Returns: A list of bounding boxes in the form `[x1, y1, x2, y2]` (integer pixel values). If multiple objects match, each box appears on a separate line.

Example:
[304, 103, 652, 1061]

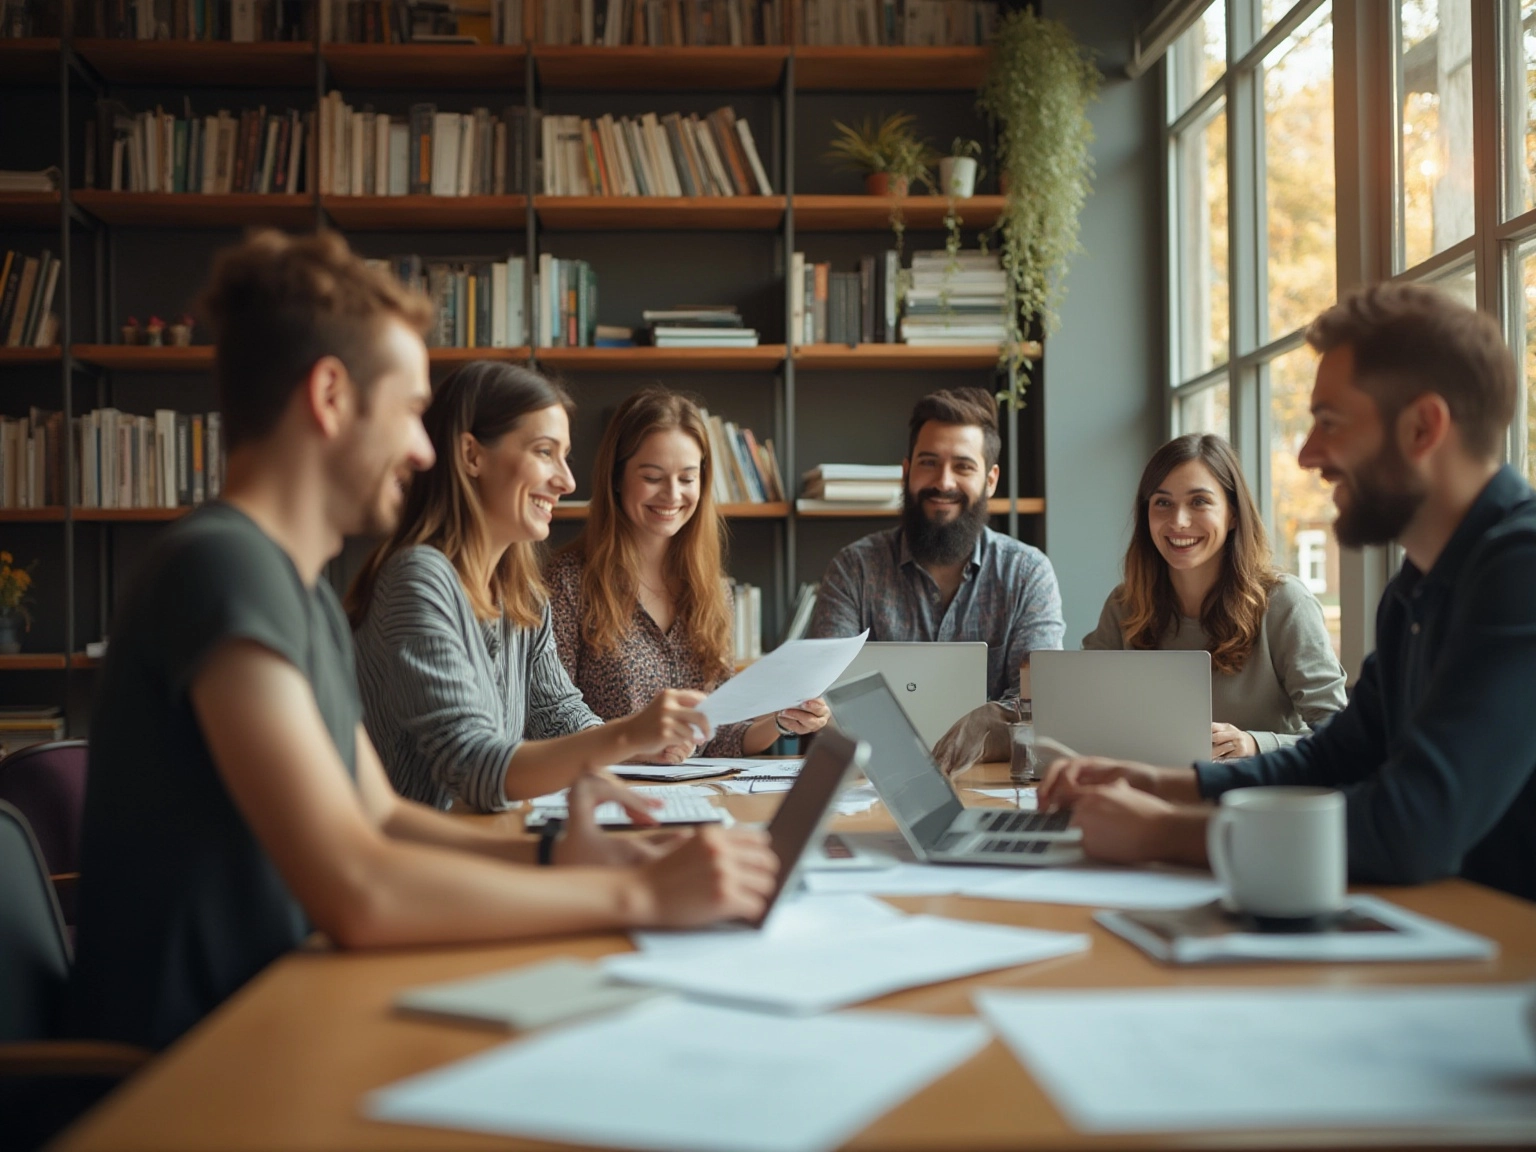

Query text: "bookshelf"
[0, 29, 1047, 734]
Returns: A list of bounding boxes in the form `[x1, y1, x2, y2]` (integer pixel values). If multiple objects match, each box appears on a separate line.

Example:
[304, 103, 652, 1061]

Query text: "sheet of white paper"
[527, 784, 715, 808]
[368, 999, 991, 1152]
[967, 787, 1037, 808]
[685, 757, 805, 777]
[699, 632, 869, 726]
[835, 783, 881, 815]
[611, 763, 736, 781]
[805, 862, 1020, 897]
[976, 986, 1536, 1133]
[963, 864, 1222, 910]
[630, 894, 903, 961]
[713, 778, 795, 795]
[604, 915, 1090, 1014]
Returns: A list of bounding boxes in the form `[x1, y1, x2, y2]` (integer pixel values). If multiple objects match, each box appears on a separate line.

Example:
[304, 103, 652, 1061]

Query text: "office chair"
[0, 801, 147, 1152]
[0, 740, 87, 922]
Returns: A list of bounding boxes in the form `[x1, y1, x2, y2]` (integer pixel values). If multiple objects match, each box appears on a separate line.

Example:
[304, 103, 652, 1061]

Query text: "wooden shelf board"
[0, 37, 60, 85]
[797, 497, 1044, 519]
[794, 342, 1037, 370]
[0, 654, 66, 671]
[74, 39, 315, 86]
[0, 346, 63, 365]
[793, 46, 990, 91]
[553, 501, 787, 521]
[0, 191, 61, 227]
[793, 193, 1004, 232]
[73, 345, 213, 371]
[536, 345, 787, 371]
[322, 43, 526, 89]
[73, 508, 191, 522]
[323, 194, 527, 230]
[0, 507, 64, 522]
[427, 346, 531, 365]
[73, 192, 316, 229]
[536, 196, 785, 231]
[533, 46, 788, 90]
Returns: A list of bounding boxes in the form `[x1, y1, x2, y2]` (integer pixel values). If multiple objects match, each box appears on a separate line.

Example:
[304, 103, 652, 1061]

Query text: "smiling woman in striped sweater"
[346, 362, 710, 812]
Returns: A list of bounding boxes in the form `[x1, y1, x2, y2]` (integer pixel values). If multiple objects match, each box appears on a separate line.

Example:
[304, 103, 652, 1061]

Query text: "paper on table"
[964, 864, 1222, 910]
[611, 763, 740, 782]
[976, 986, 1536, 1133]
[691, 757, 805, 776]
[805, 863, 1022, 897]
[527, 784, 715, 808]
[631, 893, 904, 962]
[967, 787, 1037, 808]
[368, 999, 991, 1152]
[835, 783, 881, 815]
[699, 631, 868, 726]
[604, 914, 1090, 1014]
[714, 778, 794, 795]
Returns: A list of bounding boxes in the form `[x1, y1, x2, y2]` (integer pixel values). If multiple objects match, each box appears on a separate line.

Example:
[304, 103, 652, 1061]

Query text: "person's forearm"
[1152, 806, 1212, 868]
[501, 721, 639, 800]
[327, 834, 652, 948]
[741, 715, 779, 755]
[1152, 767, 1205, 805]
[382, 797, 537, 864]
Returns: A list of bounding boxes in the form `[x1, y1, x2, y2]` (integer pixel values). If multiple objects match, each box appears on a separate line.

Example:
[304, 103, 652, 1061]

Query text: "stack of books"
[541, 108, 771, 197]
[899, 250, 1006, 347]
[0, 168, 59, 193]
[91, 100, 309, 195]
[797, 0, 999, 44]
[82, 0, 314, 40]
[0, 706, 66, 759]
[319, 97, 536, 196]
[539, 0, 784, 45]
[797, 463, 903, 512]
[374, 255, 527, 348]
[644, 306, 759, 349]
[0, 250, 60, 349]
[730, 580, 763, 663]
[0, 407, 224, 511]
[790, 252, 900, 346]
[322, 0, 524, 43]
[534, 255, 596, 348]
[697, 408, 783, 504]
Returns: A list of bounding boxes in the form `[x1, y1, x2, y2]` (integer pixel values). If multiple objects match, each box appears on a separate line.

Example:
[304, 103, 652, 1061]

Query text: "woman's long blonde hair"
[346, 361, 573, 630]
[1117, 433, 1278, 675]
[558, 387, 733, 682]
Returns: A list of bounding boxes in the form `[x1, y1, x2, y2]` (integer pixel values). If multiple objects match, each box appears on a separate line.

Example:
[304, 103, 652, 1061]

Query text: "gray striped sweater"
[353, 545, 602, 812]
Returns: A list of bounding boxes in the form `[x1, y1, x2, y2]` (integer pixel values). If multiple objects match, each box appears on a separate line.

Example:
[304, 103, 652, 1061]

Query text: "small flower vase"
[145, 327, 164, 347]
[169, 323, 191, 347]
[0, 610, 22, 655]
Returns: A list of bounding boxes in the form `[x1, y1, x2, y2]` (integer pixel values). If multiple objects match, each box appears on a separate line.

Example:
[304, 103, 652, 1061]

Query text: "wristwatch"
[537, 817, 564, 866]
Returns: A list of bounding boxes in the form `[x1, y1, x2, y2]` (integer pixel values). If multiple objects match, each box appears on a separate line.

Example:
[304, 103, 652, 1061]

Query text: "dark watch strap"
[537, 817, 564, 866]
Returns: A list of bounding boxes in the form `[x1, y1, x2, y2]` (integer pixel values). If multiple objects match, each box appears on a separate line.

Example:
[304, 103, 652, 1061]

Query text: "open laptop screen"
[826, 673, 964, 849]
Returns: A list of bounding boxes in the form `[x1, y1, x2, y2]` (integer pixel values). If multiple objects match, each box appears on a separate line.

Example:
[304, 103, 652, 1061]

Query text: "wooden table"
[53, 764, 1536, 1152]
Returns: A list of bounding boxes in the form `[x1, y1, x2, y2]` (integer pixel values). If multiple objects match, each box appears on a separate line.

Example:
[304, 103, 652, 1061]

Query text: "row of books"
[0, 705, 66, 760]
[318, 97, 535, 197]
[541, 108, 771, 198]
[790, 251, 899, 347]
[539, 0, 784, 46]
[729, 580, 763, 662]
[321, 0, 522, 44]
[0, 407, 224, 511]
[534, 254, 595, 348]
[901, 249, 1006, 346]
[0, 250, 60, 350]
[797, 0, 999, 45]
[75, 0, 313, 40]
[798, 462, 902, 509]
[91, 101, 308, 195]
[699, 407, 784, 505]
[376, 254, 529, 349]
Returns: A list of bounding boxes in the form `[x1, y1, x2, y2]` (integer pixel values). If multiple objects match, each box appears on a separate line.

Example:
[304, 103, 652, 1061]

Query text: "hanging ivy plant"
[978, 10, 1100, 407]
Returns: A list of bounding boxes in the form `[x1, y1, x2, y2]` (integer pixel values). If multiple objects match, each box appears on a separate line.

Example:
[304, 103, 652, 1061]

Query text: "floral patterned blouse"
[545, 550, 749, 757]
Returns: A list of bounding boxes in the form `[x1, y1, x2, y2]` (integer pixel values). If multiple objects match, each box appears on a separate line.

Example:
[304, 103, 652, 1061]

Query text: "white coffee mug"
[1206, 786, 1346, 919]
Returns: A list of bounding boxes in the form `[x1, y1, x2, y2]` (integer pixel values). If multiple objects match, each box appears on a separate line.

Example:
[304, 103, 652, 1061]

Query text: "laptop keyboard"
[977, 809, 1073, 834]
[525, 793, 723, 827]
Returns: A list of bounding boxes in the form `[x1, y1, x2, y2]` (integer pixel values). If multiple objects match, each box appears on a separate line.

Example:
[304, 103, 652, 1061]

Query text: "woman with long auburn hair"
[1083, 433, 1346, 759]
[347, 363, 713, 811]
[547, 387, 828, 758]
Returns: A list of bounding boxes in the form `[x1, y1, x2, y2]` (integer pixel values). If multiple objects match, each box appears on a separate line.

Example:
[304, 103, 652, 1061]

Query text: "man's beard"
[902, 484, 989, 565]
[1332, 439, 1427, 549]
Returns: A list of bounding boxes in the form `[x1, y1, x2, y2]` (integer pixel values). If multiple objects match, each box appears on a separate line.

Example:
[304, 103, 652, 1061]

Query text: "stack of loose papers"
[805, 860, 1225, 910]
[603, 914, 1089, 1013]
[976, 986, 1536, 1133]
[369, 999, 990, 1152]
[699, 631, 867, 727]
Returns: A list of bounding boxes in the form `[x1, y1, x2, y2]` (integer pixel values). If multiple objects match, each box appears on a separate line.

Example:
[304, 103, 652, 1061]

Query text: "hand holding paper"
[700, 631, 869, 727]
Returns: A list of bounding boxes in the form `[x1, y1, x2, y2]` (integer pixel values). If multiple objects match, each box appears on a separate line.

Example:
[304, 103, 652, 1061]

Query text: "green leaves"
[824, 112, 939, 184]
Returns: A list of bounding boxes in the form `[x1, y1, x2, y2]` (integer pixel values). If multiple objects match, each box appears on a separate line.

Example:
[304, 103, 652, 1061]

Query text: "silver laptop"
[830, 641, 988, 748]
[1031, 650, 1212, 767]
[826, 673, 1083, 867]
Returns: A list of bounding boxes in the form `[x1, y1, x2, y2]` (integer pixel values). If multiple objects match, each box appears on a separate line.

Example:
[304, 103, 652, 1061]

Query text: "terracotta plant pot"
[865, 172, 909, 197]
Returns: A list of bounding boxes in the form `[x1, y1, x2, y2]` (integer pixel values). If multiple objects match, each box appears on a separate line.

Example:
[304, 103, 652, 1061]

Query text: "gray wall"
[1041, 0, 1165, 645]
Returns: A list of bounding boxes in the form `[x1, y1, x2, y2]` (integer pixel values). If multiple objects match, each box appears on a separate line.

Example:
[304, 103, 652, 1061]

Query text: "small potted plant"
[120, 316, 140, 346]
[0, 551, 35, 655]
[940, 138, 984, 199]
[824, 112, 937, 197]
[169, 313, 194, 347]
[145, 315, 166, 347]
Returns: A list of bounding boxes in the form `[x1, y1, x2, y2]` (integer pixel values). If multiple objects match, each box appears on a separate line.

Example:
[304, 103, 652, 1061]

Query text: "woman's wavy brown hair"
[346, 361, 573, 630]
[1117, 433, 1278, 675]
[558, 387, 733, 683]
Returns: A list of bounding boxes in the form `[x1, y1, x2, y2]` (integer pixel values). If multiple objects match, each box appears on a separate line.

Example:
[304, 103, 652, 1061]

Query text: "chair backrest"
[0, 800, 71, 1043]
[0, 739, 87, 877]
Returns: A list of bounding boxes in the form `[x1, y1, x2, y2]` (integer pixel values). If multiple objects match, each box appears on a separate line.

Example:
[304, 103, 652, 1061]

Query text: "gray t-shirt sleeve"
[522, 604, 604, 741]
[1252, 575, 1349, 753]
[1081, 588, 1128, 650]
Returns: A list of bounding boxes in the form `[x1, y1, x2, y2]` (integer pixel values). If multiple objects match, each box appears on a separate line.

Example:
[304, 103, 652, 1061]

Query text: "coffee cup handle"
[1206, 806, 1238, 912]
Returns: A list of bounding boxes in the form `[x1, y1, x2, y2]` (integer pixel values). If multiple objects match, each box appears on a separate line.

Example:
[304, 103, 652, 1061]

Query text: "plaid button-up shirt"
[808, 526, 1064, 700]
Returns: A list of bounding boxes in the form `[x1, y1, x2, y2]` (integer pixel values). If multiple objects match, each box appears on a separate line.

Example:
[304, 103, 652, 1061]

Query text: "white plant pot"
[940, 156, 977, 199]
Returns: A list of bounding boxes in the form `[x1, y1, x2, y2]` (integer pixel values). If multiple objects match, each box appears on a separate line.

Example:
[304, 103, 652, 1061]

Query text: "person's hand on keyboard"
[617, 689, 713, 764]
[551, 773, 672, 868]
[632, 825, 780, 928]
